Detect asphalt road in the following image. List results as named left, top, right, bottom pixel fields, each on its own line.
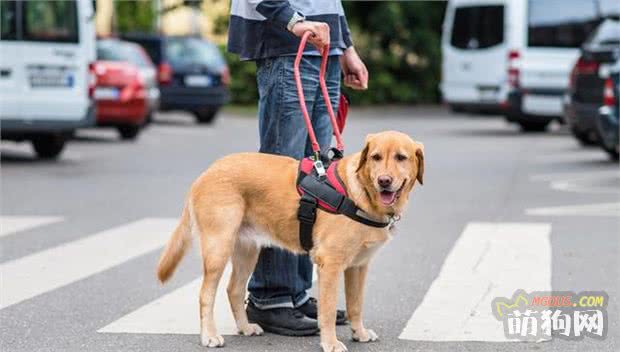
left=1, top=107, right=618, bottom=352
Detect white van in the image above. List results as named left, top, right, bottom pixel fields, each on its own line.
left=0, top=0, right=96, bottom=158
left=441, top=0, right=610, bottom=131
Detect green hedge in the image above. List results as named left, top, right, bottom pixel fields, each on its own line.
left=222, top=1, right=445, bottom=105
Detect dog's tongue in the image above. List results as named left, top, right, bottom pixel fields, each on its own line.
left=380, top=191, right=396, bottom=205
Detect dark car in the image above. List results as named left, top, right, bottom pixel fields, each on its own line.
left=595, top=60, right=619, bottom=160
left=121, top=34, right=230, bottom=124
left=564, top=18, right=620, bottom=144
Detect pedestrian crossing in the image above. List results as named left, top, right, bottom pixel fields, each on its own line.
left=398, top=222, right=551, bottom=342
left=1, top=216, right=555, bottom=343
left=0, top=215, right=63, bottom=238
left=0, top=218, right=177, bottom=309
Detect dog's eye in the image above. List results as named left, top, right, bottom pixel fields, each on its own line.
left=395, top=153, right=408, bottom=161
left=371, top=154, right=382, bottom=161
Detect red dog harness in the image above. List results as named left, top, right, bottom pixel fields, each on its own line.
left=293, top=33, right=390, bottom=252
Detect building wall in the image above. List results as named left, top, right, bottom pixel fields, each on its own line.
left=95, top=0, right=229, bottom=44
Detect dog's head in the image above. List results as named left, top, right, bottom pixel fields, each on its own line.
left=356, top=131, right=424, bottom=214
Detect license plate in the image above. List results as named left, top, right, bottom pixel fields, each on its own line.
left=94, top=87, right=120, bottom=100
left=28, top=65, right=74, bottom=88
left=184, top=75, right=211, bottom=87
left=479, top=88, right=497, bottom=102
left=522, top=95, right=563, bottom=116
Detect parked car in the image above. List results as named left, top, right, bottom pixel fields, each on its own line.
left=441, top=0, right=616, bottom=131
left=564, top=18, right=620, bottom=145
left=92, top=60, right=147, bottom=140
left=97, top=38, right=159, bottom=123
left=595, top=60, right=619, bottom=160
left=0, top=0, right=95, bottom=159
left=121, top=34, right=230, bottom=124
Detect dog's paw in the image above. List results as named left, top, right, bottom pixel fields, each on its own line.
left=201, top=334, right=225, bottom=348
left=321, top=340, right=348, bottom=352
left=352, top=328, right=379, bottom=343
left=238, top=323, right=264, bottom=336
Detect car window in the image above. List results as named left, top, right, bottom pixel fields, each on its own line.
left=450, top=5, right=504, bottom=50
left=133, top=39, right=162, bottom=65
left=22, top=0, right=79, bottom=43
left=528, top=0, right=600, bottom=48
left=0, top=0, right=17, bottom=41
left=587, top=19, right=620, bottom=47
left=97, top=40, right=153, bottom=67
left=165, top=38, right=225, bottom=69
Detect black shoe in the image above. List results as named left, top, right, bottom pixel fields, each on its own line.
left=246, top=300, right=319, bottom=336
left=297, top=297, right=348, bottom=325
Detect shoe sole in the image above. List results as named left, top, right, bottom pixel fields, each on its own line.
left=248, top=319, right=319, bottom=336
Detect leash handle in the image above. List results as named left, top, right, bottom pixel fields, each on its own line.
left=293, top=31, right=345, bottom=156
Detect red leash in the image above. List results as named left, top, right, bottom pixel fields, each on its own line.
left=293, top=31, right=345, bottom=160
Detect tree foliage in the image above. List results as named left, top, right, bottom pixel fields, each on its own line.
left=342, top=1, right=446, bottom=104
left=224, top=2, right=445, bottom=105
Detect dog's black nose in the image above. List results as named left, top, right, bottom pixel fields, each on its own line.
left=378, top=175, right=393, bottom=188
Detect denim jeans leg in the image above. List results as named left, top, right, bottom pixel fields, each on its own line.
left=248, top=56, right=340, bottom=310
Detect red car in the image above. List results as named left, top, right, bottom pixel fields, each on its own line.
left=93, top=53, right=148, bottom=140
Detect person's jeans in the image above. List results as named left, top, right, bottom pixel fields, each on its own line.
left=248, top=55, right=341, bottom=309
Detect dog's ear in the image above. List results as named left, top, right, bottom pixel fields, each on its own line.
left=356, top=134, right=375, bottom=173
left=415, top=144, right=424, bottom=185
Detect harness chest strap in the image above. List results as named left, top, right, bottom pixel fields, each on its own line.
left=297, top=163, right=392, bottom=252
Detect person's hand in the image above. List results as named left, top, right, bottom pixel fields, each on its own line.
left=339, top=47, right=368, bottom=90
left=291, top=21, right=330, bottom=51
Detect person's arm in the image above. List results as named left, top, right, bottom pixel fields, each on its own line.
left=248, top=0, right=330, bottom=49
left=338, top=10, right=368, bottom=90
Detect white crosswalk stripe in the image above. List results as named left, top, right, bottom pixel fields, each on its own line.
left=0, top=216, right=63, bottom=238
left=399, top=222, right=551, bottom=342
left=99, top=264, right=318, bottom=335
left=99, top=266, right=237, bottom=335
left=526, top=202, right=620, bottom=217
left=0, top=218, right=177, bottom=309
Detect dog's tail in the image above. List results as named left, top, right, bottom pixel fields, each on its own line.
left=157, top=201, right=192, bottom=283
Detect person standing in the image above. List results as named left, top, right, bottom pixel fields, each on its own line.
left=228, top=0, right=368, bottom=336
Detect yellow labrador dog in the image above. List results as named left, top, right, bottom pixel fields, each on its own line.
left=157, top=131, right=424, bottom=352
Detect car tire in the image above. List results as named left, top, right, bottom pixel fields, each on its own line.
left=518, top=120, right=549, bottom=132
left=449, top=104, right=466, bottom=113
left=194, top=108, right=219, bottom=124
left=601, top=144, right=619, bottom=161
left=571, top=128, right=598, bottom=146
left=32, top=134, right=66, bottom=159
left=117, top=125, right=141, bottom=140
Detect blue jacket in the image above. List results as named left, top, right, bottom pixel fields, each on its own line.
left=228, top=0, right=353, bottom=60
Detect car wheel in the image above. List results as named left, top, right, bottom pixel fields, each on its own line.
left=117, top=125, right=141, bottom=140
left=143, top=112, right=154, bottom=126
left=32, top=134, right=66, bottom=159
left=571, top=128, right=598, bottom=146
left=518, top=120, right=549, bottom=132
left=194, top=108, right=219, bottom=124
left=601, top=144, right=619, bottom=161
left=449, top=104, right=466, bottom=113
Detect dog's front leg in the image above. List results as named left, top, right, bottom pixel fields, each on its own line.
left=344, top=265, right=378, bottom=343
left=318, top=262, right=347, bottom=352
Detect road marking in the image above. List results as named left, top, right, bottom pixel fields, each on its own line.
left=531, top=170, right=620, bottom=194
left=399, top=222, right=551, bottom=342
left=99, top=266, right=237, bottom=335
left=0, top=218, right=176, bottom=309
left=526, top=202, right=620, bottom=217
left=0, top=216, right=63, bottom=238
left=99, top=265, right=318, bottom=335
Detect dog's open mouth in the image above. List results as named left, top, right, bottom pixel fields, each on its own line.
left=379, top=180, right=406, bottom=206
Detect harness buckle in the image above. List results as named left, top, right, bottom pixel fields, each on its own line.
left=298, top=196, right=317, bottom=224
left=313, top=160, right=326, bottom=177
